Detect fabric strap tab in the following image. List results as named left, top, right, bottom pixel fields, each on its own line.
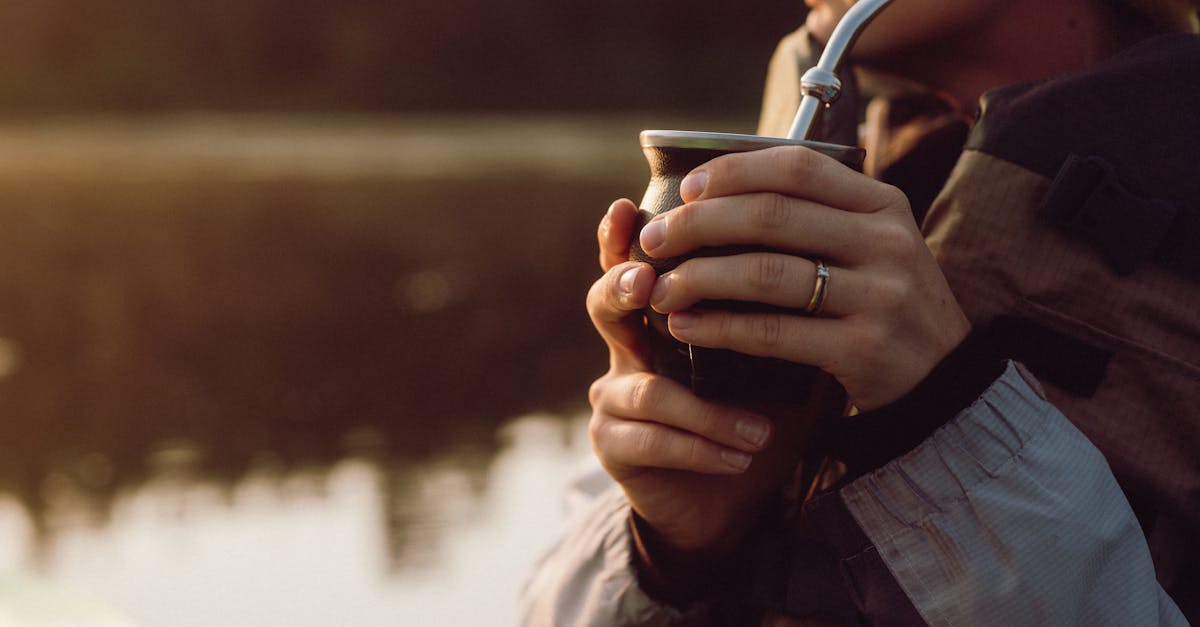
left=1039, top=154, right=1180, bottom=276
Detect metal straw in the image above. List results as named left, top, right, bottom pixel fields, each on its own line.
left=785, top=0, right=896, bottom=141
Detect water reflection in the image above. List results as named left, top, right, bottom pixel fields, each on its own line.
left=0, top=414, right=592, bottom=625
left=0, top=115, right=691, bottom=623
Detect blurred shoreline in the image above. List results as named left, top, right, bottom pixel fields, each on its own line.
left=0, top=0, right=800, bottom=621
left=0, top=111, right=755, bottom=624
left=0, top=111, right=698, bottom=555
left=0, top=113, right=754, bottom=182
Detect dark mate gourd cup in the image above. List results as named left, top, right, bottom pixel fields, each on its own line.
left=629, top=130, right=865, bottom=403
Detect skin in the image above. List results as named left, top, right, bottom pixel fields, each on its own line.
left=807, top=0, right=1143, bottom=112
left=587, top=0, right=1139, bottom=557
left=588, top=150, right=966, bottom=552
left=590, top=199, right=802, bottom=553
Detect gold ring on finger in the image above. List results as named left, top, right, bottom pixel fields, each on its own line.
left=804, top=259, right=830, bottom=315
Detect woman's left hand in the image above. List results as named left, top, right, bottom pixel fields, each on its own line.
left=639, top=145, right=971, bottom=411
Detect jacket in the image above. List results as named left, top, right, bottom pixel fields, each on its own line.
left=518, top=31, right=1200, bottom=626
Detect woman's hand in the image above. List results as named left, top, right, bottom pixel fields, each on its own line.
left=587, top=199, right=815, bottom=554
left=640, top=146, right=970, bottom=411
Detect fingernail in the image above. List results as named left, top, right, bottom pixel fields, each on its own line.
left=736, top=418, right=771, bottom=448
left=670, top=311, right=697, bottom=330
left=721, top=450, right=752, bottom=471
left=640, top=219, right=665, bottom=253
left=618, top=267, right=639, bottom=298
left=680, top=170, right=708, bottom=201
left=649, top=274, right=671, bottom=309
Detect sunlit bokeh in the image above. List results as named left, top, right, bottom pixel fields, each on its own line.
left=0, top=2, right=803, bottom=624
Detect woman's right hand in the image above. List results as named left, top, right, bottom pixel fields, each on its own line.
left=586, top=199, right=815, bottom=555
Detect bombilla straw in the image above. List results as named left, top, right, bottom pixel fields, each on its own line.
left=785, top=0, right=896, bottom=141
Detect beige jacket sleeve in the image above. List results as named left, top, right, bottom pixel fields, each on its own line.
left=517, top=469, right=712, bottom=626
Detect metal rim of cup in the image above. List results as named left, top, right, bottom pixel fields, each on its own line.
left=639, top=129, right=863, bottom=165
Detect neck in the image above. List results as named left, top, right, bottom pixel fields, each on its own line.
left=863, top=0, right=1148, bottom=114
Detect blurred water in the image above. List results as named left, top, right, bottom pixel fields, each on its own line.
left=0, top=413, right=594, bottom=626
left=0, top=113, right=747, bottom=625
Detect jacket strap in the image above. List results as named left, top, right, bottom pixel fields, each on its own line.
left=1040, top=154, right=1197, bottom=277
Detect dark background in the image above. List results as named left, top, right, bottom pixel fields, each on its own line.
left=0, top=0, right=805, bottom=114
left=0, top=2, right=812, bottom=598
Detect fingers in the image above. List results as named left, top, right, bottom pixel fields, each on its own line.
left=649, top=253, right=871, bottom=316
left=624, top=145, right=970, bottom=412
left=598, top=199, right=639, bottom=272
left=587, top=261, right=656, bottom=371
left=639, top=145, right=913, bottom=264
left=596, top=420, right=754, bottom=475
left=680, top=145, right=908, bottom=215
left=589, top=372, right=773, bottom=475
left=639, top=191, right=911, bottom=266
left=664, top=302, right=970, bottom=411
left=666, top=309, right=842, bottom=374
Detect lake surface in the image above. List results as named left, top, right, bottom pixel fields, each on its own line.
left=0, top=113, right=749, bottom=625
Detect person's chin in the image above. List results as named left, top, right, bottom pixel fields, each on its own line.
left=806, top=0, right=857, bottom=43
left=805, top=7, right=838, bottom=43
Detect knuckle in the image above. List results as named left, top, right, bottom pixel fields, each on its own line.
left=872, top=220, right=920, bottom=263
left=634, top=425, right=665, bottom=458
left=850, top=321, right=889, bottom=358
left=712, top=311, right=736, bottom=344
left=748, top=254, right=788, bottom=292
left=585, top=283, right=602, bottom=313
left=590, top=262, right=641, bottom=317
left=586, top=271, right=615, bottom=314
left=783, top=146, right=823, bottom=184
left=862, top=182, right=907, bottom=213
left=874, top=275, right=910, bottom=313
left=751, top=315, right=784, bottom=352
left=878, top=183, right=910, bottom=211
left=664, top=265, right=691, bottom=298
left=684, top=437, right=709, bottom=468
left=692, top=403, right=724, bottom=439
left=706, top=153, right=735, bottom=183
left=588, top=377, right=607, bottom=408
left=749, top=193, right=792, bottom=230
left=587, top=412, right=609, bottom=449
left=607, top=262, right=630, bottom=292
left=627, top=374, right=667, bottom=413
left=670, top=202, right=699, bottom=236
